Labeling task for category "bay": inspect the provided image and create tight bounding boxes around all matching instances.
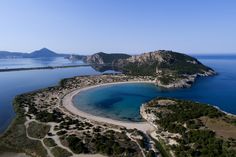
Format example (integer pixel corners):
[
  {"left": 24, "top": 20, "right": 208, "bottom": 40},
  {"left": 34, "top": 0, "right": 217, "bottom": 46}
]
[{"left": 73, "top": 58, "right": 236, "bottom": 121}]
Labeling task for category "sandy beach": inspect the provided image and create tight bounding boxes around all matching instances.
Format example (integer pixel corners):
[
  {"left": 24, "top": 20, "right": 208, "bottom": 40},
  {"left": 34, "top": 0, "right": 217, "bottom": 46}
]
[{"left": 62, "top": 81, "right": 155, "bottom": 133}]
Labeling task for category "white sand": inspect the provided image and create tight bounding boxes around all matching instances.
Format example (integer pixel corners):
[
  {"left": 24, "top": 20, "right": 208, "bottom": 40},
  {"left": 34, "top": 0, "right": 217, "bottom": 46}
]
[{"left": 62, "top": 81, "right": 155, "bottom": 133}]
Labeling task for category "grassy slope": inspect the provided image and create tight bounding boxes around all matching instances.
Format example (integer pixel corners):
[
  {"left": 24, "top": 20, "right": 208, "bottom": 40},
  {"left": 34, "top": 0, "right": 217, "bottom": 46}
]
[
  {"left": 146, "top": 98, "right": 236, "bottom": 157},
  {"left": 0, "top": 95, "right": 47, "bottom": 157}
]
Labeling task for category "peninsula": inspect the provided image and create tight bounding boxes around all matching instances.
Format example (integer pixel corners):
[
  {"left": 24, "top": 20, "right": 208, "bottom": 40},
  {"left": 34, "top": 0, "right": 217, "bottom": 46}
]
[
  {"left": 0, "top": 50, "right": 215, "bottom": 88},
  {"left": 0, "top": 74, "right": 158, "bottom": 157},
  {"left": 1, "top": 74, "right": 235, "bottom": 157},
  {"left": 1, "top": 51, "right": 231, "bottom": 157},
  {"left": 86, "top": 50, "right": 216, "bottom": 88},
  {"left": 141, "top": 98, "right": 236, "bottom": 156}
]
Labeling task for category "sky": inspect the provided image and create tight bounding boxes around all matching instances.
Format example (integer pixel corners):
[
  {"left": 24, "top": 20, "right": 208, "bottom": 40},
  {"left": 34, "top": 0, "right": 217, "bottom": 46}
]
[{"left": 0, "top": 0, "right": 235, "bottom": 55}]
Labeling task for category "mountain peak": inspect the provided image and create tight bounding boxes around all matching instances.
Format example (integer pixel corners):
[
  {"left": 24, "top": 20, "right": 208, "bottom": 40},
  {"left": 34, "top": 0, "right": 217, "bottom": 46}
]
[
  {"left": 39, "top": 47, "right": 51, "bottom": 51},
  {"left": 29, "top": 48, "right": 58, "bottom": 58}
]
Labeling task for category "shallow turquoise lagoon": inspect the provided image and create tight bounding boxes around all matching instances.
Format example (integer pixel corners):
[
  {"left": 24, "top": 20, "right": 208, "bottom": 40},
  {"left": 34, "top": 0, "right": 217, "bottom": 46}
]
[
  {"left": 73, "top": 58, "right": 236, "bottom": 122},
  {"left": 1, "top": 57, "right": 236, "bottom": 132},
  {"left": 73, "top": 83, "right": 159, "bottom": 121}
]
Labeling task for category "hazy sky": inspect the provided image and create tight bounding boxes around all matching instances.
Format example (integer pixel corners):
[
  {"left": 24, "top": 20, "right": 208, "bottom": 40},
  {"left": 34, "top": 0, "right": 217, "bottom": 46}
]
[{"left": 0, "top": 0, "right": 235, "bottom": 55}]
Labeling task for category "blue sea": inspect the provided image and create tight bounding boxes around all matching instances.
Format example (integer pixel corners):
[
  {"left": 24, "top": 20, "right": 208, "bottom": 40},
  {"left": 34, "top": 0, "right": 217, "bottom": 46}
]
[
  {"left": 0, "top": 57, "right": 236, "bottom": 133},
  {"left": 0, "top": 65, "right": 114, "bottom": 133},
  {"left": 73, "top": 58, "right": 236, "bottom": 121},
  {"left": 0, "top": 57, "right": 84, "bottom": 69}
]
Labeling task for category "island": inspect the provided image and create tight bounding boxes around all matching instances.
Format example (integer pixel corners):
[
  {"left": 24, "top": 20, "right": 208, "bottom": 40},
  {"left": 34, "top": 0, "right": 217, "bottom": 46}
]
[{"left": 1, "top": 74, "right": 236, "bottom": 157}]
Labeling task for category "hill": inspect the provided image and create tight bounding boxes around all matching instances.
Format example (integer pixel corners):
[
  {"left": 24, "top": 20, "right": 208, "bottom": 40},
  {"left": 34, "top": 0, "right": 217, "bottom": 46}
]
[
  {"left": 117, "top": 50, "right": 215, "bottom": 88},
  {"left": 117, "top": 50, "right": 212, "bottom": 75},
  {"left": 86, "top": 50, "right": 215, "bottom": 88},
  {"left": 0, "top": 48, "right": 75, "bottom": 59},
  {"left": 27, "top": 48, "right": 59, "bottom": 58},
  {"left": 86, "top": 52, "right": 131, "bottom": 64}
]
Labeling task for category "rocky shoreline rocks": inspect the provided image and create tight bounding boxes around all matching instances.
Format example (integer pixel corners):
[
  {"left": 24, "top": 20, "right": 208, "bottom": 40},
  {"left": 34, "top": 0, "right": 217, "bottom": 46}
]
[{"left": 156, "top": 69, "right": 216, "bottom": 89}]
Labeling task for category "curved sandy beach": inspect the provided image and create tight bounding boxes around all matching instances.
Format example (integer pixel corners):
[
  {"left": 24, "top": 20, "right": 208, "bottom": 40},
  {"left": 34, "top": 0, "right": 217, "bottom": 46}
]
[{"left": 62, "top": 81, "right": 155, "bottom": 133}]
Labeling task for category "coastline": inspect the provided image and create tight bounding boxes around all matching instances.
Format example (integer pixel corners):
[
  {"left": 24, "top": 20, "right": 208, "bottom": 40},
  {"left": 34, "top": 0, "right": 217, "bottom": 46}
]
[
  {"left": 62, "top": 81, "right": 156, "bottom": 133},
  {"left": 1, "top": 73, "right": 236, "bottom": 157},
  {"left": 213, "top": 105, "right": 236, "bottom": 117},
  {"left": 0, "top": 64, "right": 90, "bottom": 73}
]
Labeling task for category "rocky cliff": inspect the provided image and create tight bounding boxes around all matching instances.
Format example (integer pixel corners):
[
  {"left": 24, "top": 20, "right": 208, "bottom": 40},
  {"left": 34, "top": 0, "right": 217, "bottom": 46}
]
[
  {"left": 86, "top": 52, "right": 131, "bottom": 64},
  {"left": 86, "top": 50, "right": 216, "bottom": 88},
  {"left": 116, "top": 50, "right": 215, "bottom": 88}
]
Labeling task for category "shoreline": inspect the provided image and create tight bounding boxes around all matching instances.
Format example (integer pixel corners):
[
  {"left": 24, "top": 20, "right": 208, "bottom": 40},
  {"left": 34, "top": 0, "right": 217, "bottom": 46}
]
[
  {"left": 62, "top": 81, "right": 156, "bottom": 133},
  {"left": 213, "top": 105, "right": 236, "bottom": 117},
  {"left": 0, "top": 64, "right": 90, "bottom": 73},
  {"left": 63, "top": 80, "right": 236, "bottom": 132},
  {"left": 1, "top": 73, "right": 236, "bottom": 157}
]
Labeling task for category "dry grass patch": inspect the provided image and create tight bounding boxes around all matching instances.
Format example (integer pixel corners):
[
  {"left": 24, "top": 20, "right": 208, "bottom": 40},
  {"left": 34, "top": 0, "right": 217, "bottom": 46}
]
[
  {"left": 200, "top": 116, "right": 236, "bottom": 139},
  {"left": 27, "top": 121, "right": 50, "bottom": 139}
]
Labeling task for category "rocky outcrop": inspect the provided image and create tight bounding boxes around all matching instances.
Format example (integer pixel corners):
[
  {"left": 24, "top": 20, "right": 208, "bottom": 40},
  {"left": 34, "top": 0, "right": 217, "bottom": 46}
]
[
  {"left": 86, "top": 52, "right": 131, "bottom": 64},
  {"left": 155, "top": 69, "right": 216, "bottom": 88},
  {"left": 86, "top": 53, "right": 105, "bottom": 64},
  {"left": 86, "top": 50, "right": 216, "bottom": 89},
  {"left": 115, "top": 50, "right": 216, "bottom": 88},
  {"left": 156, "top": 74, "right": 197, "bottom": 88}
]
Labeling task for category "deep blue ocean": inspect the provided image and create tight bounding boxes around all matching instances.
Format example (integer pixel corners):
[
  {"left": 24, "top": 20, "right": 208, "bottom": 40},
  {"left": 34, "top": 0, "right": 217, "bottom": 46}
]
[
  {"left": 73, "top": 58, "right": 236, "bottom": 121},
  {"left": 0, "top": 57, "right": 236, "bottom": 133}
]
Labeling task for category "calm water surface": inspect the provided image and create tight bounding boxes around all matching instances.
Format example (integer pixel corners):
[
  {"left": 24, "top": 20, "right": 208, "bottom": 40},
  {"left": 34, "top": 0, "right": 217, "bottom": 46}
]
[
  {"left": 0, "top": 66, "right": 113, "bottom": 133},
  {"left": 73, "top": 58, "right": 236, "bottom": 121},
  {"left": 0, "top": 57, "right": 84, "bottom": 69},
  {"left": 0, "top": 58, "right": 235, "bottom": 133}
]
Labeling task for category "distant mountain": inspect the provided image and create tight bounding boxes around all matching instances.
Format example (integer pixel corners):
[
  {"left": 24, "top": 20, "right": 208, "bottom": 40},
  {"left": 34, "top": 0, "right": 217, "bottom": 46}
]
[
  {"left": 27, "top": 48, "right": 59, "bottom": 58},
  {"left": 86, "top": 52, "right": 131, "bottom": 64},
  {"left": 0, "top": 48, "right": 85, "bottom": 59},
  {"left": 0, "top": 51, "right": 27, "bottom": 58}
]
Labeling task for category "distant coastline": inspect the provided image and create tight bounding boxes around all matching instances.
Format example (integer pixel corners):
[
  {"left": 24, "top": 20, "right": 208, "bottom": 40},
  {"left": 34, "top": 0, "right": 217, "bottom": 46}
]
[{"left": 0, "top": 64, "right": 90, "bottom": 72}]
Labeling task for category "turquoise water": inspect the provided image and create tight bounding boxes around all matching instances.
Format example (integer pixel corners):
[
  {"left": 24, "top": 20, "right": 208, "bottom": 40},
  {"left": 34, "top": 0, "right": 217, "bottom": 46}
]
[
  {"left": 73, "top": 58, "right": 236, "bottom": 122},
  {"left": 73, "top": 83, "right": 159, "bottom": 121},
  {"left": 0, "top": 57, "right": 236, "bottom": 133}
]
